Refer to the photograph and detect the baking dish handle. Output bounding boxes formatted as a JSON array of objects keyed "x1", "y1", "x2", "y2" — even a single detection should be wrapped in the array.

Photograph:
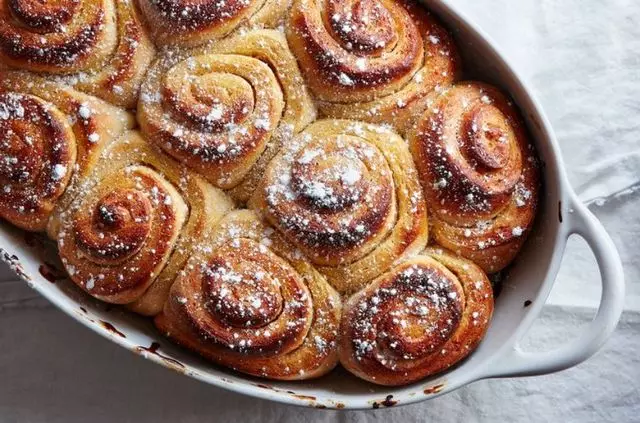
[{"x1": 482, "y1": 196, "x2": 625, "y2": 378}]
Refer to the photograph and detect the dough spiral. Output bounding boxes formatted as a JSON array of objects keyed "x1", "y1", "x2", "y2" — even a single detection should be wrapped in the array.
[
  {"x1": 251, "y1": 119, "x2": 429, "y2": 293},
  {"x1": 0, "y1": 71, "x2": 133, "y2": 232},
  {"x1": 155, "y1": 210, "x2": 341, "y2": 379},
  {"x1": 287, "y1": 0, "x2": 459, "y2": 132},
  {"x1": 138, "y1": 0, "x2": 291, "y2": 47},
  {"x1": 0, "y1": 0, "x2": 155, "y2": 108},
  {"x1": 339, "y1": 247, "x2": 493, "y2": 386},
  {"x1": 57, "y1": 131, "x2": 234, "y2": 308},
  {"x1": 138, "y1": 29, "x2": 316, "y2": 203},
  {"x1": 409, "y1": 82, "x2": 540, "y2": 272}
]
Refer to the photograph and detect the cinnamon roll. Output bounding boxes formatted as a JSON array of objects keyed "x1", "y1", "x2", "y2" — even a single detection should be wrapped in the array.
[
  {"x1": 155, "y1": 210, "x2": 341, "y2": 380},
  {"x1": 339, "y1": 247, "x2": 493, "y2": 386},
  {"x1": 138, "y1": 29, "x2": 316, "y2": 203},
  {"x1": 287, "y1": 0, "x2": 459, "y2": 133},
  {"x1": 57, "y1": 131, "x2": 234, "y2": 308},
  {"x1": 0, "y1": 71, "x2": 133, "y2": 232},
  {"x1": 408, "y1": 82, "x2": 540, "y2": 273},
  {"x1": 0, "y1": 0, "x2": 155, "y2": 108},
  {"x1": 250, "y1": 119, "x2": 429, "y2": 294},
  {"x1": 138, "y1": 0, "x2": 291, "y2": 47}
]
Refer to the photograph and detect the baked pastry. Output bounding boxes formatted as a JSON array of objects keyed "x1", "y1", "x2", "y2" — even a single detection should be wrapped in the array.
[
  {"x1": 0, "y1": 71, "x2": 133, "y2": 232},
  {"x1": 408, "y1": 82, "x2": 539, "y2": 273},
  {"x1": 138, "y1": 29, "x2": 316, "y2": 203},
  {"x1": 250, "y1": 119, "x2": 429, "y2": 293},
  {"x1": 56, "y1": 131, "x2": 234, "y2": 308},
  {"x1": 155, "y1": 210, "x2": 341, "y2": 380},
  {"x1": 339, "y1": 247, "x2": 493, "y2": 386},
  {"x1": 138, "y1": 0, "x2": 291, "y2": 47},
  {"x1": 0, "y1": 0, "x2": 542, "y2": 388},
  {"x1": 287, "y1": 0, "x2": 459, "y2": 133},
  {"x1": 0, "y1": 0, "x2": 155, "y2": 108}
]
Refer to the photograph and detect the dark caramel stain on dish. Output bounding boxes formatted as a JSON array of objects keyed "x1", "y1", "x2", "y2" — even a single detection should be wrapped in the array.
[
  {"x1": 38, "y1": 264, "x2": 57, "y2": 283},
  {"x1": 424, "y1": 383, "x2": 446, "y2": 395},
  {"x1": 558, "y1": 201, "x2": 563, "y2": 223},
  {"x1": 80, "y1": 307, "x2": 88, "y2": 314},
  {"x1": 372, "y1": 395, "x2": 397, "y2": 408},
  {"x1": 38, "y1": 262, "x2": 65, "y2": 283},
  {"x1": 99, "y1": 320, "x2": 126, "y2": 338},
  {"x1": 524, "y1": 300, "x2": 532, "y2": 308},
  {"x1": 381, "y1": 395, "x2": 397, "y2": 407},
  {"x1": 140, "y1": 342, "x2": 160, "y2": 353},
  {"x1": 335, "y1": 403, "x2": 345, "y2": 409},
  {"x1": 255, "y1": 383, "x2": 320, "y2": 402},
  {"x1": 314, "y1": 404, "x2": 328, "y2": 409},
  {"x1": 136, "y1": 342, "x2": 186, "y2": 372}
]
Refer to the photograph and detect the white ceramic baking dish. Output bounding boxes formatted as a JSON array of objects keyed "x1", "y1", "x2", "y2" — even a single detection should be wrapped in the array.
[{"x1": 0, "y1": 0, "x2": 625, "y2": 410}]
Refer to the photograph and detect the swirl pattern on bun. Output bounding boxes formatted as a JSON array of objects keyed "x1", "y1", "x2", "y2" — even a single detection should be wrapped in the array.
[
  {"x1": 155, "y1": 210, "x2": 341, "y2": 380},
  {"x1": 0, "y1": 71, "x2": 133, "y2": 231},
  {"x1": 339, "y1": 247, "x2": 493, "y2": 386},
  {"x1": 409, "y1": 82, "x2": 540, "y2": 273},
  {"x1": 251, "y1": 119, "x2": 429, "y2": 293},
  {"x1": 0, "y1": 0, "x2": 155, "y2": 107},
  {"x1": 287, "y1": 0, "x2": 459, "y2": 132},
  {"x1": 57, "y1": 131, "x2": 234, "y2": 308},
  {"x1": 138, "y1": 30, "x2": 316, "y2": 203}
]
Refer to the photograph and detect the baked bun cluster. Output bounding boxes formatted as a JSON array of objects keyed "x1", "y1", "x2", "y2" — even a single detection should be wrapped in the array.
[{"x1": 0, "y1": 0, "x2": 539, "y2": 386}]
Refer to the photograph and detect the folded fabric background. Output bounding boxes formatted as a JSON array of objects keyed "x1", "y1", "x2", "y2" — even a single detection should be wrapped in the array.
[{"x1": 0, "y1": 0, "x2": 638, "y2": 421}]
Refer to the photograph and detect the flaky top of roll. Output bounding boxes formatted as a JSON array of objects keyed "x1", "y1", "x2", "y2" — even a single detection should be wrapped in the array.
[
  {"x1": 409, "y1": 82, "x2": 540, "y2": 272},
  {"x1": 138, "y1": 30, "x2": 316, "y2": 202},
  {"x1": 0, "y1": 71, "x2": 133, "y2": 231},
  {"x1": 251, "y1": 119, "x2": 429, "y2": 293},
  {"x1": 0, "y1": 0, "x2": 155, "y2": 108},
  {"x1": 155, "y1": 210, "x2": 342, "y2": 380},
  {"x1": 286, "y1": 0, "x2": 459, "y2": 131},
  {"x1": 339, "y1": 247, "x2": 493, "y2": 386},
  {"x1": 138, "y1": 0, "x2": 291, "y2": 47}
]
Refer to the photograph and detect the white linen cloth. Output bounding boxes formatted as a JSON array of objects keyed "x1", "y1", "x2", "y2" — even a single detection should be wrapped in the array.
[{"x1": 1, "y1": 0, "x2": 639, "y2": 421}]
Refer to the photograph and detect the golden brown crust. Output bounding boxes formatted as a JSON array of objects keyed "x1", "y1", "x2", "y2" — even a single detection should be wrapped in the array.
[
  {"x1": 57, "y1": 131, "x2": 234, "y2": 308},
  {"x1": 58, "y1": 164, "x2": 188, "y2": 303},
  {"x1": 338, "y1": 247, "x2": 493, "y2": 386},
  {"x1": 0, "y1": 0, "x2": 155, "y2": 108},
  {"x1": 408, "y1": 82, "x2": 540, "y2": 273},
  {"x1": 137, "y1": 0, "x2": 291, "y2": 47},
  {"x1": 286, "y1": 0, "x2": 459, "y2": 132},
  {"x1": 0, "y1": 71, "x2": 133, "y2": 232},
  {"x1": 250, "y1": 119, "x2": 429, "y2": 294},
  {"x1": 155, "y1": 210, "x2": 341, "y2": 380},
  {"x1": 138, "y1": 29, "x2": 316, "y2": 203}
]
